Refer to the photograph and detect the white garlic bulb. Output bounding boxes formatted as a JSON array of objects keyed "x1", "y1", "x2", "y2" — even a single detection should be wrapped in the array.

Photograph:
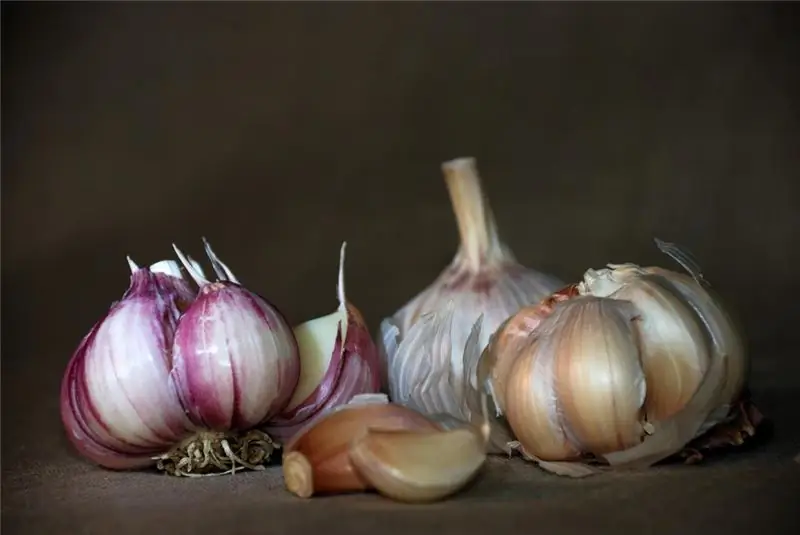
[{"x1": 380, "y1": 157, "x2": 563, "y2": 424}]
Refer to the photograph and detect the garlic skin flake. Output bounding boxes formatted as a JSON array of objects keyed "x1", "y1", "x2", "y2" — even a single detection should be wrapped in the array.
[{"x1": 381, "y1": 157, "x2": 562, "y2": 421}]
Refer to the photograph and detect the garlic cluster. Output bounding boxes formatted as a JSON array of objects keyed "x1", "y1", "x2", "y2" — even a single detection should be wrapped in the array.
[
  {"x1": 381, "y1": 157, "x2": 562, "y2": 425},
  {"x1": 282, "y1": 391, "x2": 490, "y2": 503},
  {"x1": 481, "y1": 241, "x2": 750, "y2": 474},
  {"x1": 61, "y1": 239, "x2": 382, "y2": 476}
]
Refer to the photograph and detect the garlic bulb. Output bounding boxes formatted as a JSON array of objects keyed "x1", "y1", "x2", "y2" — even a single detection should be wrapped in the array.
[
  {"x1": 266, "y1": 243, "x2": 382, "y2": 444},
  {"x1": 381, "y1": 157, "x2": 562, "y2": 423},
  {"x1": 61, "y1": 240, "x2": 301, "y2": 476},
  {"x1": 485, "y1": 241, "x2": 751, "y2": 474}
]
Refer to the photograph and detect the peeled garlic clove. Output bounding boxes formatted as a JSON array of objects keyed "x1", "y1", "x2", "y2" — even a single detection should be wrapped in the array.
[
  {"x1": 267, "y1": 243, "x2": 382, "y2": 444},
  {"x1": 60, "y1": 258, "x2": 199, "y2": 469},
  {"x1": 580, "y1": 266, "x2": 712, "y2": 421},
  {"x1": 282, "y1": 394, "x2": 440, "y2": 498},
  {"x1": 381, "y1": 157, "x2": 562, "y2": 419},
  {"x1": 171, "y1": 241, "x2": 300, "y2": 430},
  {"x1": 349, "y1": 426, "x2": 487, "y2": 503}
]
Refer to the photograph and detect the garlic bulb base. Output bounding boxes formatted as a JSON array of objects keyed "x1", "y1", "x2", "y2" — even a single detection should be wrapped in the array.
[{"x1": 154, "y1": 429, "x2": 276, "y2": 477}]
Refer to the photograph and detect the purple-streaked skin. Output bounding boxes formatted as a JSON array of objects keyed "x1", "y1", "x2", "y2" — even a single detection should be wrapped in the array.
[
  {"x1": 169, "y1": 281, "x2": 300, "y2": 431},
  {"x1": 266, "y1": 303, "x2": 382, "y2": 444},
  {"x1": 60, "y1": 265, "x2": 199, "y2": 469},
  {"x1": 170, "y1": 240, "x2": 300, "y2": 432}
]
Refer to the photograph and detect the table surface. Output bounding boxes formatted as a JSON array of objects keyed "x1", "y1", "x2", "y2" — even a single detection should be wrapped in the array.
[
  {"x1": 3, "y1": 371, "x2": 799, "y2": 535},
  {"x1": 3, "y1": 3, "x2": 800, "y2": 534}
]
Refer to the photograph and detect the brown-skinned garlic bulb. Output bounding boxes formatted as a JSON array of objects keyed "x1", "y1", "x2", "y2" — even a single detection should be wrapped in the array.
[
  {"x1": 380, "y1": 157, "x2": 562, "y2": 427},
  {"x1": 480, "y1": 239, "x2": 750, "y2": 475}
]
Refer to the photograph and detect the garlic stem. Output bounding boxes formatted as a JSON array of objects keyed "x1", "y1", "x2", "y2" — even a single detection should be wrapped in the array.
[{"x1": 441, "y1": 157, "x2": 501, "y2": 272}]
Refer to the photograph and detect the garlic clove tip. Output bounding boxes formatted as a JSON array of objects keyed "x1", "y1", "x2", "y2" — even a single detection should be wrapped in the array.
[{"x1": 283, "y1": 451, "x2": 315, "y2": 498}]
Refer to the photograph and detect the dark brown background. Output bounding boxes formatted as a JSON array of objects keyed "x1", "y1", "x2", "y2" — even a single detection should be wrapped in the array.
[{"x1": 2, "y1": 3, "x2": 799, "y2": 534}]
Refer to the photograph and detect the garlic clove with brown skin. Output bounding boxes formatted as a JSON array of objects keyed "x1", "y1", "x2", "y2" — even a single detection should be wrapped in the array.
[
  {"x1": 281, "y1": 395, "x2": 441, "y2": 499},
  {"x1": 504, "y1": 297, "x2": 648, "y2": 459},
  {"x1": 348, "y1": 426, "x2": 487, "y2": 504},
  {"x1": 484, "y1": 284, "x2": 580, "y2": 418},
  {"x1": 579, "y1": 266, "x2": 713, "y2": 421},
  {"x1": 381, "y1": 157, "x2": 563, "y2": 423},
  {"x1": 642, "y1": 266, "x2": 747, "y2": 420}
]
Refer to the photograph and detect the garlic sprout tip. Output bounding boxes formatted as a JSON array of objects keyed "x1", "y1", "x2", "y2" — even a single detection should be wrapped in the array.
[
  {"x1": 172, "y1": 243, "x2": 209, "y2": 286},
  {"x1": 337, "y1": 241, "x2": 347, "y2": 309},
  {"x1": 202, "y1": 237, "x2": 240, "y2": 284},
  {"x1": 126, "y1": 256, "x2": 139, "y2": 273}
]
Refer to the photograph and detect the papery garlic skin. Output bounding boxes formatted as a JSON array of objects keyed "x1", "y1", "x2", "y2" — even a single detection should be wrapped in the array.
[
  {"x1": 267, "y1": 243, "x2": 382, "y2": 444},
  {"x1": 171, "y1": 243, "x2": 300, "y2": 431},
  {"x1": 381, "y1": 157, "x2": 562, "y2": 422},
  {"x1": 60, "y1": 260, "x2": 198, "y2": 469}
]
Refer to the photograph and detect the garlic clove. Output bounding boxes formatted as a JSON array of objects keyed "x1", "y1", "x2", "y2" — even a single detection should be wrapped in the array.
[
  {"x1": 504, "y1": 340, "x2": 579, "y2": 461},
  {"x1": 551, "y1": 297, "x2": 649, "y2": 454},
  {"x1": 504, "y1": 297, "x2": 649, "y2": 459},
  {"x1": 645, "y1": 267, "x2": 747, "y2": 415},
  {"x1": 603, "y1": 333, "x2": 728, "y2": 468},
  {"x1": 348, "y1": 426, "x2": 487, "y2": 504},
  {"x1": 484, "y1": 303, "x2": 551, "y2": 417},
  {"x1": 282, "y1": 396, "x2": 440, "y2": 498},
  {"x1": 267, "y1": 243, "x2": 382, "y2": 444},
  {"x1": 580, "y1": 267, "x2": 712, "y2": 421},
  {"x1": 170, "y1": 242, "x2": 301, "y2": 431},
  {"x1": 60, "y1": 259, "x2": 200, "y2": 470}
]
